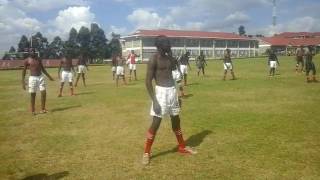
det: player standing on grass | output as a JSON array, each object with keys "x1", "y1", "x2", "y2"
[
  {"x1": 305, "y1": 46, "x2": 318, "y2": 83},
  {"x1": 127, "y1": 50, "x2": 139, "y2": 81},
  {"x1": 142, "y1": 35, "x2": 196, "y2": 165},
  {"x1": 111, "y1": 53, "x2": 117, "y2": 80},
  {"x1": 267, "y1": 49, "x2": 280, "y2": 77},
  {"x1": 22, "y1": 48, "x2": 54, "y2": 115},
  {"x1": 115, "y1": 53, "x2": 127, "y2": 87},
  {"x1": 295, "y1": 45, "x2": 305, "y2": 73},
  {"x1": 75, "y1": 53, "x2": 89, "y2": 87},
  {"x1": 179, "y1": 51, "x2": 191, "y2": 86},
  {"x1": 222, "y1": 49, "x2": 236, "y2": 80},
  {"x1": 196, "y1": 51, "x2": 207, "y2": 76},
  {"x1": 58, "y1": 52, "x2": 76, "y2": 97}
]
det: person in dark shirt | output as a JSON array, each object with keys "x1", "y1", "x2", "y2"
[
  {"x1": 196, "y1": 51, "x2": 207, "y2": 76},
  {"x1": 305, "y1": 46, "x2": 318, "y2": 83},
  {"x1": 179, "y1": 51, "x2": 191, "y2": 85},
  {"x1": 267, "y1": 49, "x2": 280, "y2": 77},
  {"x1": 295, "y1": 46, "x2": 305, "y2": 73}
]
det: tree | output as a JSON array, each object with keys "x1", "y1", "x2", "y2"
[
  {"x1": 109, "y1": 32, "x2": 122, "y2": 57},
  {"x1": 18, "y1": 35, "x2": 30, "y2": 52},
  {"x1": 77, "y1": 26, "x2": 91, "y2": 57},
  {"x1": 89, "y1": 23, "x2": 108, "y2": 62},
  {"x1": 47, "y1": 36, "x2": 64, "y2": 59},
  {"x1": 238, "y1": 25, "x2": 246, "y2": 36},
  {"x1": 31, "y1": 32, "x2": 49, "y2": 58},
  {"x1": 9, "y1": 46, "x2": 16, "y2": 53},
  {"x1": 64, "y1": 28, "x2": 79, "y2": 59}
]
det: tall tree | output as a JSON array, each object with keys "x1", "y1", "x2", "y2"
[
  {"x1": 64, "y1": 27, "x2": 79, "y2": 59},
  {"x1": 109, "y1": 32, "x2": 122, "y2": 56},
  {"x1": 31, "y1": 32, "x2": 49, "y2": 58},
  {"x1": 47, "y1": 36, "x2": 64, "y2": 59},
  {"x1": 18, "y1": 35, "x2": 30, "y2": 52},
  {"x1": 89, "y1": 23, "x2": 108, "y2": 62},
  {"x1": 9, "y1": 46, "x2": 16, "y2": 53},
  {"x1": 77, "y1": 26, "x2": 91, "y2": 56},
  {"x1": 238, "y1": 25, "x2": 246, "y2": 36}
]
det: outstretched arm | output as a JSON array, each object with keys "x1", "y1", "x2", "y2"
[
  {"x1": 22, "y1": 60, "x2": 28, "y2": 90},
  {"x1": 40, "y1": 60, "x2": 54, "y2": 81},
  {"x1": 58, "y1": 60, "x2": 62, "y2": 80}
]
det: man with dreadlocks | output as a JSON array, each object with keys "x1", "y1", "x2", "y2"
[{"x1": 142, "y1": 35, "x2": 196, "y2": 165}]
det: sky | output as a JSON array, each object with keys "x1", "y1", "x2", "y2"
[{"x1": 1, "y1": 0, "x2": 320, "y2": 54}]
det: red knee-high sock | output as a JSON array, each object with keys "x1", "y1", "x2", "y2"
[
  {"x1": 174, "y1": 128, "x2": 186, "y2": 148},
  {"x1": 144, "y1": 129, "x2": 155, "y2": 154}
]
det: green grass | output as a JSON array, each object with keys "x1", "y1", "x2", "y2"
[{"x1": 0, "y1": 56, "x2": 320, "y2": 179}]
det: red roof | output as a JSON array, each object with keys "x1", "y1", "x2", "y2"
[
  {"x1": 260, "y1": 37, "x2": 320, "y2": 46},
  {"x1": 260, "y1": 37, "x2": 290, "y2": 46},
  {"x1": 276, "y1": 32, "x2": 320, "y2": 38},
  {"x1": 129, "y1": 29, "x2": 253, "y2": 40}
]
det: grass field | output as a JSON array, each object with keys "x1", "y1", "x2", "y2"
[{"x1": 0, "y1": 56, "x2": 320, "y2": 179}]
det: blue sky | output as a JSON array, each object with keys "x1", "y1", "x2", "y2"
[{"x1": 1, "y1": 0, "x2": 320, "y2": 53}]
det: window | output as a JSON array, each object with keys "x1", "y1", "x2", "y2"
[
  {"x1": 215, "y1": 40, "x2": 226, "y2": 48},
  {"x1": 186, "y1": 39, "x2": 199, "y2": 47},
  {"x1": 200, "y1": 40, "x2": 213, "y2": 47}
]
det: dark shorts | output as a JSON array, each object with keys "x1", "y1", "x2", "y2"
[
  {"x1": 306, "y1": 62, "x2": 316, "y2": 75},
  {"x1": 296, "y1": 56, "x2": 304, "y2": 64}
]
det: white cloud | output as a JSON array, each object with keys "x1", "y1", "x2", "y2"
[
  {"x1": 47, "y1": 6, "x2": 95, "y2": 40},
  {"x1": 12, "y1": 0, "x2": 89, "y2": 11},
  {"x1": 0, "y1": 3, "x2": 42, "y2": 54}
]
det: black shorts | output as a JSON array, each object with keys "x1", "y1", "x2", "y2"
[
  {"x1": 296, "y1": 56, "x2": 304, "y2": 64},
  {"x1": 306, "y1": 62, "x2": 316, "y2": 75}
]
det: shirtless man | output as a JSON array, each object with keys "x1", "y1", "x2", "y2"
[
  {"x1": 75, "y1": 53, "x2": 89, "y2": 87},
  {"x1": 115, "y1": 53, "x2": 127, "y2": 87},
  {"x1": 179, "y1": 51, "x2": 191, "y2": 86},
  {"x1": 222, "y1": 49, "x2": 236, "y2": 80},
  {"x1": 58, "y1": 53, "x2": 76, "y2": 97},
  {"x1": 22, "y1": 48, "x2": 54, "y2": 115},
  {"x1": 142, "y1": 35, "x2": 196, "y2": 165}
]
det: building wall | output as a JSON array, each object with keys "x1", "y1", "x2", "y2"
[{"x1": 122, "y1": 37, "x2": 258, "y2": 61}]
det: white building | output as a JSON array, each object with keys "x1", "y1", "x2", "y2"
[{"x1": 121, "y1": 29, "x2": 259, "y2": 61}]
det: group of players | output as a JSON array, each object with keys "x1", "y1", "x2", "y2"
[{"x1": 21, "y1": 36, "x2": 318, "y2": 165}]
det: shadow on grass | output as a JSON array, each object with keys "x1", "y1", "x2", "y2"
[
  {"x1": 182, "y1": 94, "x2": 193, "y2": 99},
  {"x1": 22, "y1": 171, "x2": 69, "y2": 180},
  {"x1": 151, "y1": 130, "x2": 212, "y2": 159},
  {"x1": 51, "y1": 105, "x2": 82, "y2": 112},
  {"x1": 76, "y1": 91, "x2": 95, "y2": 96},
  {"x1": 186, "y1": 82, "x2": 199, "y2": 86}
]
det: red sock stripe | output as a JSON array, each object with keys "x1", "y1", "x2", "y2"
[
  {"x1": 144, "y1": 129, "x2": 155, "y2": 154},
  {"x1": 174, "y1": 128, "x2": 185, "y2": 148}
]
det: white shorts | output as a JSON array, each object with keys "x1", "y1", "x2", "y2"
[
  {"x1": 116, "y1": 66, "x2": 124, "y2": 75},
  {"x1": 150, "y1": 86, "x2": 180, "y2": 118},
  {"x1": 180, "y1": 65, "x2": 188, "y2": 75},
  {"x1": 172, "y1": 70, "x2": 182, "y2": 82},
  {"x1": 224, "y1": 63, "x2": 233, "y2": 70},
  {"x1": 112, "y1": 66, "x2": 116, "y2": 72},
  {"x1": 129, "y1": 63, "x2": 136, "y2": 70},
  {"x1": 61, "y1": 71, "x2": 73, "y2": 83},
  {"x1": 28, "y1": 75, "x2": 46, "y2": 93},
  {"x1": 269, "y1": 61, "x2": 277, "y2": 68},
  {"x1": 78, "y1": 65, "x2": 86, "y2": 74}
]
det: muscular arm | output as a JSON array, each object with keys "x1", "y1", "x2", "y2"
[
  {"x1": 145, "y1": 55, "x2": 157, "y2": 103},
  {"x1": 22, "y1": 60, "x2": 28, "y2": 90},
  {"x1": 40, "y1": 60, "x2": 54, "y2": 81}
]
